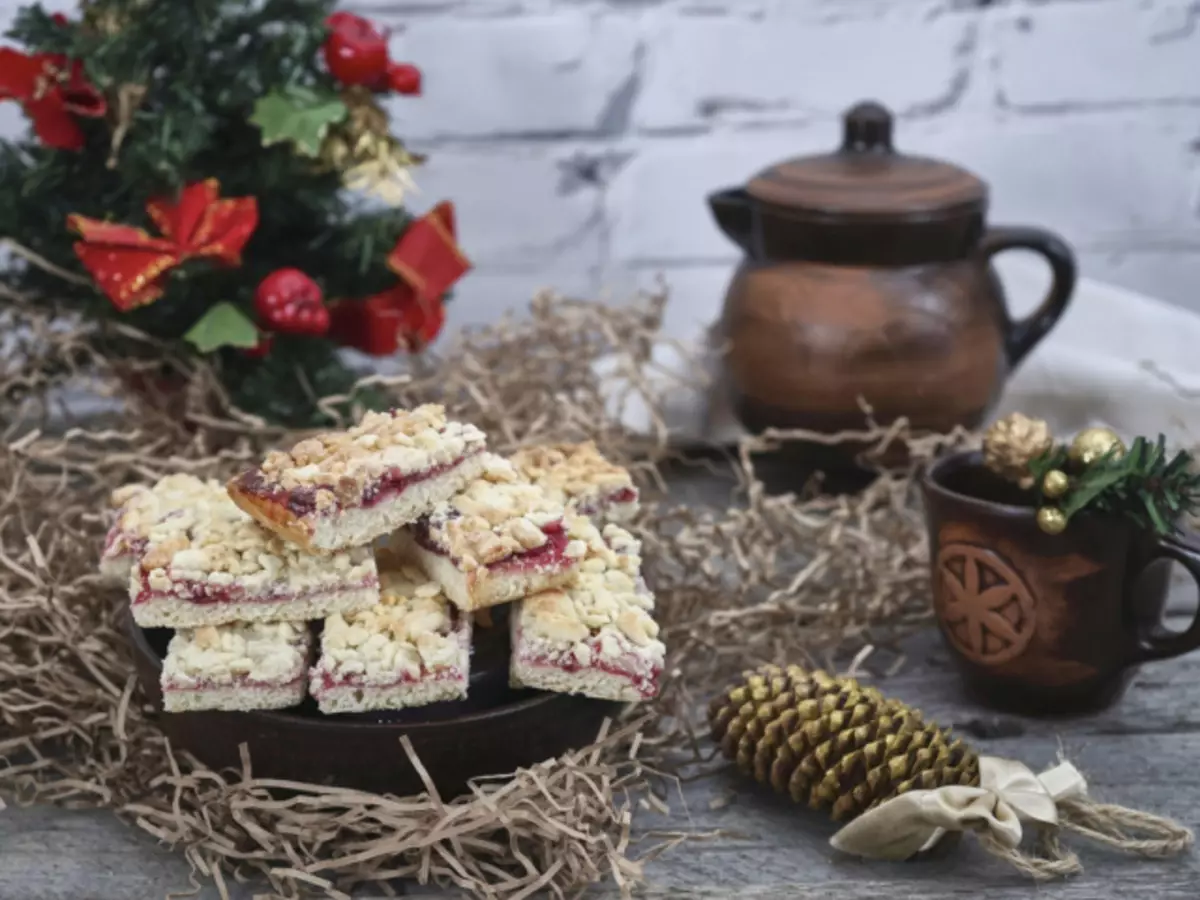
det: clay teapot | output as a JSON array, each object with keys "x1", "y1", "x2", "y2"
[{"x1": 709, "y1": 101, "x2": 1076, "y2": 458}]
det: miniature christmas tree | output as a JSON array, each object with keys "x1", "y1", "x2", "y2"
[{"x1": 0, "y1": 0, "x2": 469, "y2": 424}]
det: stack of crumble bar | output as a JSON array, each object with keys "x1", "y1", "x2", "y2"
[{"x1": 103, "y1": 405, "x2": 664, "y2": 715}]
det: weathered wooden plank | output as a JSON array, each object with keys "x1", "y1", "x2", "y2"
[{"x1": 0, "y1": 805, "x2": 223, "y2": 900}]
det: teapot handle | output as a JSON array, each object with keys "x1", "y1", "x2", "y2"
[{"x1": 979, "y1": 226, "x2": 1077, "y2": 369}]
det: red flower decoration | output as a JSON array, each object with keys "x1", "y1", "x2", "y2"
[
  {"x1": 0, "y1": 48, "x2": 106, "y2": 150},
  {"x1": 386, "y1": 201, "x2": 470, "y2": 302},
  {"x1": 323, "y1": 11, "x2": 422, "y2": 95},
  {"x1": 68, "y1": 179, "x2": 259, "y2": 310}
]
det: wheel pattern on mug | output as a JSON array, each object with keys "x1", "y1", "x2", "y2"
[{"x1": 936, "y1": 542, "x2": 1036, "y2": 666}]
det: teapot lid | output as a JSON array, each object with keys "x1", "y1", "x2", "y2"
[{"x1": 745, "y1": 101, "x2": 987, "y2": 221}]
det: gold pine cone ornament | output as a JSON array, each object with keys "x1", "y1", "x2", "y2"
[
  {"x1": 708, "y1": 664, "x2": 979, "y2": 821},
  {"x1": 982, "y1": 412, "x2": 1054, "y2": 488}
]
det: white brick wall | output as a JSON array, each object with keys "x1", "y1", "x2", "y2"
[{"x1": 4, "y1": 0, "x2": 1200, "y2": 344}]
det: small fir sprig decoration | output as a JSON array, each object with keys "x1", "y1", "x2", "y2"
[{"x1": 983, "y1": 414, "x2": 1200, "y2": 536}]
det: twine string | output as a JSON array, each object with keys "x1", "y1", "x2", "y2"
[
  {"x1": 1059, "y1": 797, "x2": 1194, "y2": 859},
  {"x1": 977, "y1": 828, "x2": 1082, "y2": 881},
  {"x1": 976, "y1": 799, "x2": 1192, "y2": 880}
]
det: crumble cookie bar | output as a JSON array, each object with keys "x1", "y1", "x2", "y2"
[
  {"x1": 227, "y1": 405, "x2": 488, "y2": 552},
  {"x1": 510, "y1": 517, "x2": 662, "y2": 702},
  {"x1": 310, "y1": 563, "x2": 471, "y2": 714},
  {"x1": 100, "y1": 474, "x2": 223, "y2": 584},
  {"x1": 510, "y1": 442, "x2": 639, "y2": 523},
  {"x1": 161, "y1": 621, "x2": 312, "y2": 713},
  {"x1": 129, "y1": 490, "x2": 378, "y2": 629},
  {"x1": 392, "y1": 454, "x2": 583, "y2": 612}
]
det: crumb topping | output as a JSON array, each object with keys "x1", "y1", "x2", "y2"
[
  {"x1": 421, "y1": 454, "x2": 568, "y2": 570},
  {"x1": 510, "y1": 442, "x2": 636, "y2": 511},
  {"x1": 318, "y1": 563, "x2": 463, "y2": 680},
  {"x1": 163, "y1": 621, "x2": 310, "y2": 686},
  {"x1": 565, "y1": 516, "x2": 642, "y2": 580},
  {"x1": 137, "y1": 491, "x2": 376, "y2": 596},
  {"x1": 105, "y1": 474, "x2": 224, "y2": 553},
  {"x1": 241, "y1": 404, "x2": 487, "y2": 506},
  {"x1": 518, "y1": 517, "x2": 660, "y2": 665}
]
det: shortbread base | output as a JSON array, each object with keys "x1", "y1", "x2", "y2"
[
  {"x1": 161, "y1": 680, "x2": 306, "y2": 713},
  {"x1": 397, "y1": 534, "x2": 578, "y2": 611},
  {"x1": 131, "y1": 585, "x2": 378, "y2": 629},
  {"x1": 509, "y1": 658, "x2": 649, "y2": 703},
  {"x1": 311, "y1": 675, "x2": 467, "y2": 714}
]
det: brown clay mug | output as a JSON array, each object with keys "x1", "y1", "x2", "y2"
[{"x1": 921, "y1": 450, "x2": 1200, "y2": 714}]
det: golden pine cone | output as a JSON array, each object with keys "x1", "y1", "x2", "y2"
[
  {"x1": 982, "y1": 412, "x2": 1055, "y2": 488},
  {"x1": 709, "y1": 665, "x2": 980, "y2": 822}
]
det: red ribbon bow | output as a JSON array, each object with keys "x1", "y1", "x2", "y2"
[
  {"x1": 330, "y1": 201, "x2": 469, "y2": 355},
  {"x1": 0, "y1": 48, "x2": 106, "y2": 150},
  {"x1": 386, "y1": 201, "x2": 470, "y2": 303},
  {"x1": 68, "y1": 179, "x2": 259, "y2": 310}
]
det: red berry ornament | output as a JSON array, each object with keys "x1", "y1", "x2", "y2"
[
  {"x1": 385, "y1": 62, "x2": 422, "y2": 95},
  {"x1": 255, "y1": 269, "x2": 330, "y2": 336},
  {"x1": 323, "y1": 12, "x2": 389, "y2": 88}
]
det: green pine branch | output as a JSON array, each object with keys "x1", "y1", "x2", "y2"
[{"x1": 1028, "y1": 436, "x2": 1200, "y2": 535}]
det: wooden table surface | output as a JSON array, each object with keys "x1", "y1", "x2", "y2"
[{"x1": 4, "y1": 463, "x2": 1200, "y2": 899}]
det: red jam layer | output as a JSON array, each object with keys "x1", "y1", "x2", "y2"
[
  {"x1": 413, "y1": 519, "x2": 571, "y2": 574},
  {"x1": 518, "y1": 650, "x2": 660, "y2": 699},
  {"x1": 234, "y1": 449, "x2": 481, "y2": 516},
  {"x1": 487, "y1": 528, "x2": 571, "y2": 574},
  {"x1": 132, "y1": 573, "x2": 378, "y2": 606}
]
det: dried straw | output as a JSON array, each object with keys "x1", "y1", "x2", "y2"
[{"x1": 0, "y1": 279, "x2": 968, "y2": 898}]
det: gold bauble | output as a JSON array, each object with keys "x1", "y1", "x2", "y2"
[
  {"x1": 1068, "y1": 426, "x2": 1126, "y2": 467},
  {"x1": 1036, "y1": 507, "x2": 1068, "y2": 535},
  {"x1": 1042, "y1": 469, "x2": 1070, "y2": 499}
]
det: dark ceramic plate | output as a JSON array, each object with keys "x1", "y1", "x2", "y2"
[{"x1": 127, "y1": 606, "x2": 621, "y2": 796}]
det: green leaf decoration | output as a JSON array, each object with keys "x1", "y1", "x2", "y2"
[
  {"x1": 250, "y1": 87, "x2": 347, "y2": 157},
  {"x1": 183, "y1": 303, "x2": 259, "y2": 353}
]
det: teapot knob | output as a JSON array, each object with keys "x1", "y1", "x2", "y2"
[{"x1": 841, "y1": 101, "x2": 893, "y2": 153}]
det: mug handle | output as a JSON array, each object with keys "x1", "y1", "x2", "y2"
[
  {"x1": 1129, "y1": 534, "x2": 1200, "y2": 663},
  {"x1": 978, "y1": 226, "x2": 1077, "y2": 368}
]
